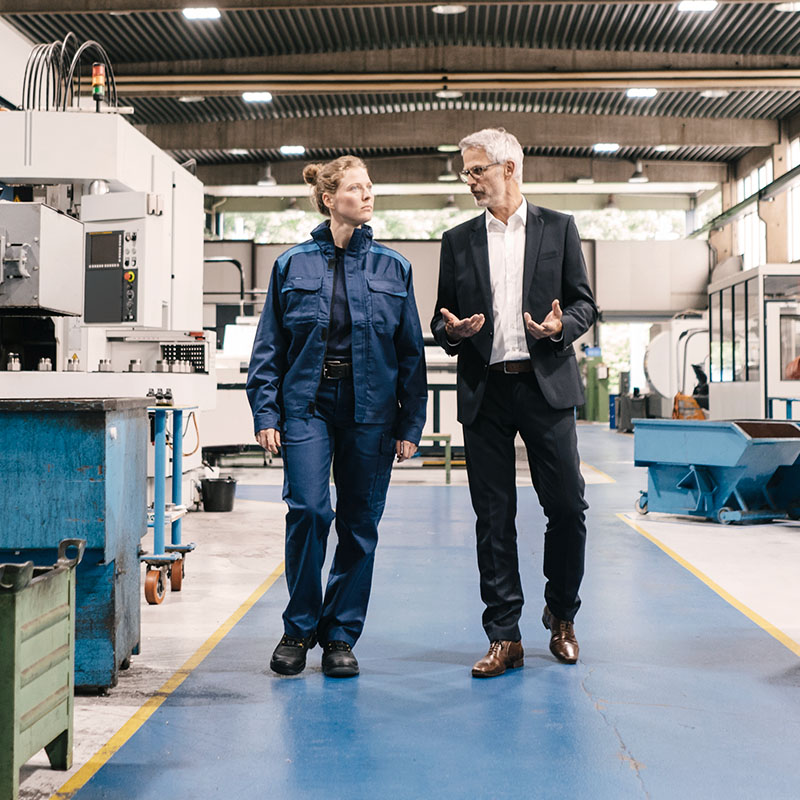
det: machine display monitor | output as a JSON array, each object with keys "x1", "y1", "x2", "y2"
[{"x1": 87, "y1": 231, "x2": 123, "y2": 268}]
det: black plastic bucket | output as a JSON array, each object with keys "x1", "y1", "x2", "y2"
[{"x1": 200, "y1": 477, "x2": 237, "y2": 512}]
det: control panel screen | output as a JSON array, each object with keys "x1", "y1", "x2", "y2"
[{"x1": 88, "y1": 231, "x2": 123, "y2": 268}]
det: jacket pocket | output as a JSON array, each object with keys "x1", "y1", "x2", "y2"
[
  {"x1": 281, "y1": 275, "x2": 322, "y2": 326},
  {"x1": 554, "y1": 344, "x2": 576, "y2": 358},
  {"x1": 367, "y1": 276, "x2": 407, "y2": 332}
]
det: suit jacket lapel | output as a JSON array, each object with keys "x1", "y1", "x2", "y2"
[
  {"x1": 469, "y1": 215, "x2": 494, "y2": 327},
  {"x1": 522, "y1": 202, "x2": 543, "y2": 302}
]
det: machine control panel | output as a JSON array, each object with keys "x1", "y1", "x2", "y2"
[{"x1": 84, "y1": 226, "x2": 142, "y2": 323}]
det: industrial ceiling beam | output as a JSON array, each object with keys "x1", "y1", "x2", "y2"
[
  {"x1": 113, "y1": 69, "x2": 800, "y2": 97},
  {"x1": 139, "y1": 111, "x2": 778, "y2": 151},
  {"x1": 114, "y1": 48, "x2": 800, "y2": 80},
  {"x1": 0, "y1": 0, "x2": 774, "y2": 13},
  {"x1": 196, "y1": 156, "x2": 728, "y2": 187}
]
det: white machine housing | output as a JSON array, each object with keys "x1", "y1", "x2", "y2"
[
  {"x1": 0, "y1": 110, "x2": 215, "y2": 488},
  {"x1": 708, "y1": 264, "x2": 800, "y2": 420},
  {"x1": 0, "y1": 201, "x2": 84, "y2": 316},
  {"x1": 644, "y1": 315, "x2": 709, "y2": 418}
]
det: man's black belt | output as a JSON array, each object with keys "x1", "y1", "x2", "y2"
[
  {"x1": 323, "y1": 359, "x2": 352, "y2": 379},
  {"x1": 489, "y1": 360, "x2": 532, "y2": 374}
]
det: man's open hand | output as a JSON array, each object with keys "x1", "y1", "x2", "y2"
[{"x1": 440, "y1": 307, "x2": 485, "y2": 341}]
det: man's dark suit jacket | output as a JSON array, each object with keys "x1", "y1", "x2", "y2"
[{"x1": 431, "y1": 202, "x2": 598, "y2": 426}]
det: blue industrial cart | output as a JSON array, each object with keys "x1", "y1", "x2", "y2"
[
  {"x1": 634, "y1": 418, "x2": 800, "y2": 524},
  {"x1": 0, "y1": 398, "x2": 148, "y2": 690}
]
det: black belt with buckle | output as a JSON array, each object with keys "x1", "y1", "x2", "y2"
[
  {"x1": 323, "y1": 359, "x2": 352, "y2": 379},
  {"x1": 488, "y1": 360, "x2": 532, "y2": 374}
]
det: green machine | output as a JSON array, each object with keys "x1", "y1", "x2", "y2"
[
  {"x1": 0, "y1": 539, "x2": 84, "y2": 800},
  {"x1": 582, "y1": 353, "x2": 610, "y2": 423}
]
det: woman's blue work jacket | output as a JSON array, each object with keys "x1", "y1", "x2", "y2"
[{"x1": 246, "y1": 221, "x2": 428, "y2": 444}]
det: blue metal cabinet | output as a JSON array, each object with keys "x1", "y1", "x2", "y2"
[{"x1": 0, "y1": 398, "x2": 148, "y2": 690}]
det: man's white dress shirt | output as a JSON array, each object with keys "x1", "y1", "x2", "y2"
[{"x1": 485, "y1": 200, "x2": 529, "y2": 365}]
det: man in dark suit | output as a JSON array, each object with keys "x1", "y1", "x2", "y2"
[{"x1": 431, "y1": 128, "x2": 597, "y2": 677}]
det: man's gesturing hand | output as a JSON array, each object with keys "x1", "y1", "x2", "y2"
[
  {"x1": 440, "y1": 307, "x2": 485, "y2": 341},
  {"x1": 524, "y1": 300, "x2": 563, "y2": 340}
]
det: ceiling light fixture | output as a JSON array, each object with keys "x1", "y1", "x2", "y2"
[
  {"x1": 436, "y1": 88, "x2": 464, "y2": 100},
  {"x1": 279, "y1": 145, "x2": 306, "y2": 156},
  {"x1": 699, "y1": 88, "x2": 730, "y2": 98},
  {"x1": 653, "y1": 144, "x2": 681, "y2": 153},
  {"x1": 227, "y1": 148, "x2": 249, "y2": 156},
  {"x1": 593, "y1": 142, "x2": 620, "y2": 153},
  {"x1": 677, "y1": 0, "x2": 718, "y2": 11},
  {"x1": 437, "y1": 144, "x2": 460, "y2": 152},
  {"x1": 628, "y1": 160, "x2": 649, "y2": 183},
  {"x1": 437, "y1": 157, "x2": 459, "y2": 182},
  {"x1": 182, "y1": 7, "x2": 221, "y2": 20},
  {"x1": 575, "y1": 177, "x2": 595, "y2": 185},
  {"x1": 178, "y1": 95, "x2": 205, "y2": 103},
  {"x1": 775, "y1": 2, "x2": 800, "y2": 10},
  {"x1": 242, "y1": 91, "x2": 273, "y2": 103},
  {"x1": 431, "y1": 4, "x2": 468, "y2": 14},
  {"x1": 626, "y1": 87, "x2": 658, "y2": 98},
  {"x1": 257, "y1": 164, "x2": 277, "y2": 187}
]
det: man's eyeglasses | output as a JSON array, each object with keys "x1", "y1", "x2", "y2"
[{"x1": 458, "y1": 162, "x2": 503, "y2": 183}]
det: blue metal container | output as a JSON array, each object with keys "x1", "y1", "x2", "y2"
[
  {"x1": 0, "y1": 399, "x2": 148, "y2": 689},
  {"x1": 634, "y1": 418, "x2": 800, "y2": 523}
]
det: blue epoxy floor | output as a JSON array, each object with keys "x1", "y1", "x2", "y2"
[{"x1": 71, "y1": 426, "x2": 800, "y2": 800}]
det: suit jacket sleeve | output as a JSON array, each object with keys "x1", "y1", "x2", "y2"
[
  {"x1": 430, "y1": 231, "x2": 461, "y2": 356},
  {"x1": 557, "y1": 217, "x2": 597, "y2": 349}
]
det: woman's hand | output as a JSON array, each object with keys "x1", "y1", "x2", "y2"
[
  {"x1": 395, "y1": 440, "x2": 417, "y2": 463},
  {"x1": 256, "y1": 428, "x2": 281, "y2": 454}
]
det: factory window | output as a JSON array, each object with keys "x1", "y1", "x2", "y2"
[
  {"x1": 710, "y1": 280, "x2": 761, "y2": 383},
  {"x1": 735, "y1": 160, "x2": 772, "y2": 270},
  {"x1": 789, "y1": 137, "x2": 800, "y2": 262},
  {"x1": 709, "y1": 291, "x2": 720, "y2": 382},
  {"x1": 720, "y1": 287, "x2": 734, "y2": 381},
  {"x1": 780, "y1": 315, "x2": 800, "y2": 381},
  {"x1": 733, "y1": 281, "x2": 747, "y2": 381},
  {"x1": 764, "y1": 275, "x2": 800, "y2": 301},
  {"x1": 746, "y1": 278, "x2": 760, "y2": 381}
]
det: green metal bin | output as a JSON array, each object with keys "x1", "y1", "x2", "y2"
[{"x1": 0, "y1": 539, "x2": 84, "y2": 800}]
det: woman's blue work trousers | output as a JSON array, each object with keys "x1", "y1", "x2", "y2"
[{"x1": 280, "y1": 374, "x2": 395, "y2": 646}]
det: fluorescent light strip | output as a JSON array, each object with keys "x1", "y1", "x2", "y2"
[{"x1": 182, "y1": 7, "x2": 221, "y2": 20}]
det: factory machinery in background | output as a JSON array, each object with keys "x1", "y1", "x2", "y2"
[
  {"x1": 0, "y1": 33, "x2": 216, "y2": 465},
  {"x1": 0, "y1": 35, "x2": 216, "y2": 687}
]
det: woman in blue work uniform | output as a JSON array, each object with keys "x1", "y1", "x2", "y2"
[{"x1": 246, "y1": 156, "x2": 427, "y2": 678}]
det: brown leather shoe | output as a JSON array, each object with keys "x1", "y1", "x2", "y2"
[
  {"x1": 471, "y1": 640, "x2": 524, "y2": 678},
  {"x1": 542, "y1": 606, "x2": 579, "y2": 664}
]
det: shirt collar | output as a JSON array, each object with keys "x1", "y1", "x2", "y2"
[{"x1": 485, "y1": 199, "x2": 527, "y2": 232}]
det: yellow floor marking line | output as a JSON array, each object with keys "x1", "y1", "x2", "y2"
[
  {"x1": 51, "y1": 561, "x2": 285, "y2": 799},
  {"x1": 580, "y1": 461, "x2": 616, "y2": 483},
  {"x1": 617, "y1": 513, "x2": 800, "y2": 659}
]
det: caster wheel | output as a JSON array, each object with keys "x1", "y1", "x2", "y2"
[
  {"x1": 144, "y1": 568, "x2": 166, "y2": 604},
  {"x1": 120, "y1": 657, "x2": 131, "y2": 671},
  {"x1": 716, "y1": 507, "x2": 733, "y2": 525},
  {"x1": 170, "y1": 558, "x2": 184, "y2": 592},
  {"x1": 635, "y1": 496, "x2": 648, "y2": 515}
]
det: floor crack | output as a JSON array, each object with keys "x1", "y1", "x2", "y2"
[{"x1": 581, "y1": 667, "x2": 651, "y2": 799}]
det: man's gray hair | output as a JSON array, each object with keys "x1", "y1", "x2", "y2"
[{"x1": 458, "y1": 128, "x2": 524, "y2": 185}]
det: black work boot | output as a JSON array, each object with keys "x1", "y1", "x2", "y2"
[
  {"x1": 321, "y1": 641, "x2": 359, "y2": 678},
  {"x1": 270, "y1": 633, "x2": 316, "y2": 675}
]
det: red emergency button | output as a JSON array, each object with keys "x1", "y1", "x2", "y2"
[{"x1": 124, "y1": 271, "x2": 136, "y2": 282}]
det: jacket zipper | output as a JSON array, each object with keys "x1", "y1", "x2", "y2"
[{"x1": 309, "y1": 254, "x2": 338, "y2": 414}]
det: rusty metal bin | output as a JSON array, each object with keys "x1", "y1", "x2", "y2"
[{"x1": 0, "y1": 539, "x2": 85, "y2": 800}]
